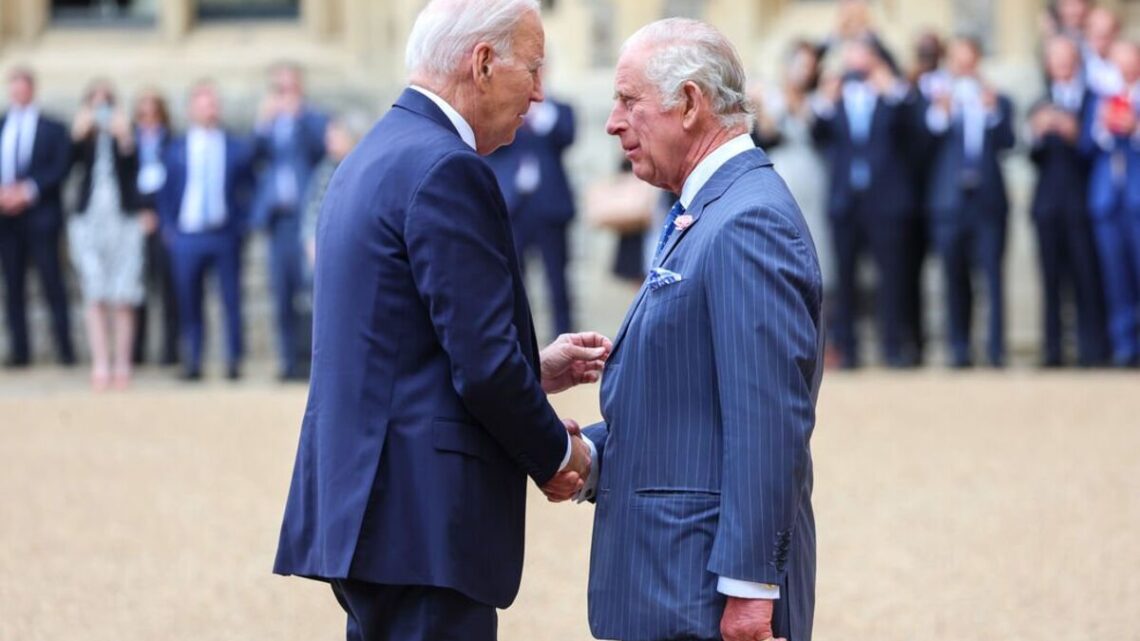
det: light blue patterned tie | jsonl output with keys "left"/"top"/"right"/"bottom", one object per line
{"left": 653, "top": 200, "right": 686, "bottom": 262}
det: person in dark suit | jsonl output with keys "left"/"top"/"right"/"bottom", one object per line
{"left": 1029, "top": 36, "right": 1109, "bottom": 367}
{"left": 1081, "top": 40, "right": 1140, "bottom": 367}
{"left": 580, "top": 18, "right": 822, "bottom": 641}
{"left": 252, "top": 63, "right": 327, "bottom": 381}
{"left": 131, "top": 89, "right": 179, "bottom": 367}
{"left": 157, "top": 81, "right": 254, "bottom": 381}
{"left": 0, "top": 67, "right": 75, "bottom": 368}
{"left": 812, "top": 39, "right": 919, "bottom": 368}
{"left": 273, "top": 2, "right": 605, "bottom": 639}
{"left": 922, "top": 36, "right": 1016, "bottom": 368}
{"left": 485, "top": 94, "right": 577, "bottom": 337}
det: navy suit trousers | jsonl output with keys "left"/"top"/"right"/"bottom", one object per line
{"left": 267, "top": 209, "right": 308, "bottom": 376}
{"left": 169, "top": 231, "right": 243, "bottom": 372}
{"left": 1033, "top": 210, "right": 1109, "bottom": 365}
{"left": 513, "top": 218, "right": 572, "bottom": 338}
{"left": 934, "top": 194, "right": 1007, "bottom": 366}
{"left": 0, "top": 217, "right": 74, "bottom": 363}
{"left": 1089, "top": 206, "right": 1140, "bottom": 364}
{"left": 330, "top": 580, "right": 496, "bottom": 641}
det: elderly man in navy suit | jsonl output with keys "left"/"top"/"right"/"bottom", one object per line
{"left": 252, "top": 62, "right": 328, "bottom": 381}
{"left": 922, "top": 36, "right": 1015, "bottom": 368}
{"left": 273, "top": 1, "right": 608, "bottom": 640}
{"left": 575, "top": 18, "right": 823, "bottom": 641}
{"left": 0, "top": 68, "right": 76, "bottom": 368}
{"left": 157, "top": 81, "right": 255, "bottom": 381}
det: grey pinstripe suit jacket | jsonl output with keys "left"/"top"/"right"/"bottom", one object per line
{"left": 583, "top": 148, "right": 823, "bottom": 641}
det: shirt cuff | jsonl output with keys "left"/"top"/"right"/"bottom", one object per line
{"left": 556, "top": 431, "right": 573, "bottom": 471}
{"left": 21, "top": 180, "right": 39, "bottom": 205}
{"left": 717, "top": 577, "right": 780, "bottom": 600}
{"left": 809, "top": 95, "right": 836, "bottom": 120}
{"left": 573, "top": 435, "right": 599, "bottom": 503}
{"left": 882, "top": 81, "right": 909, "bottom": 105}
{"left": 925, "top": 106, "right": 950, "bottom": 133}
{"left": 985, "top": 109, "right": 1004, "bottom": 128}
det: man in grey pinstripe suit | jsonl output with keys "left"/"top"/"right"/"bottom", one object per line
{"left": 575, "top": 18, "right": 823, "bottom": 641}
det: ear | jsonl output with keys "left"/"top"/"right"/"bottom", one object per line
{"left": 680, "top": 80, "right": 704, "bottom": 130}
{"left": 471, "top": 42, "right": 496, "bottom": 91}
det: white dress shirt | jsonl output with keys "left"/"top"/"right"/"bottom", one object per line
{"left": 408, "top": 85, "right": 574, "bottom": 472}
{"left": 179, "top": 127, "right": 228, "bottom": 233}
{"left": 581, "top": 133, "right": 780, "bottom": 601}
{"left": 1, "top": 106, "right": 39, "bottom": 187}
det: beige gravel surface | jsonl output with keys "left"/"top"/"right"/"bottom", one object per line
{"left": 1, "top": 369, "right": 1138, "bottom": 640}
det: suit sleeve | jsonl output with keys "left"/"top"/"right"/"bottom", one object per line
{"left": 990, "top": 97, "right": 1016, "bottom": 151}
{"left": 704, "top": 207, "right": 821, "bottom": 586}
{"left": 405, "top": 150, "right": 569, "bottom": 486}
{"left": 29, "top": 122, "right": 73, "bottom": 196}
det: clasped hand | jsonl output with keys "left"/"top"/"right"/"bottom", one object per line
{"left": 540, "top": 419, "right": 591, "bottom": 502}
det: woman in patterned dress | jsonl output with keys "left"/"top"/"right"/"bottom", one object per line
{"left": 68, "top": 80, "right": 142, "bottom": 390}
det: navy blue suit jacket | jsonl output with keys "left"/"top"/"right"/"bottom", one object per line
{"left": 812, "top": 92, "right": 918, "bottom": 218}
{"left": 156, "top": 132, "right": 255, "bottom": 238}
{"left": 250, "top": 107, "right": 328, "bottom": 227}
{"left": 924, "top": 95, "right": 1015, "bottom": 218}
{"left": 584, "top": 149, "right": 823, "bottom": 641}
{"left": 0, "top": 112, "right": 72, "bottom": 233}
{"left": 1080, "top": 95, "right": 1140, "bottom": 217}
{"left": 1028, "top": 92, "right": 1094, "bottom": 219}
{"left": 273, "top": 89, "right": 570, "bottom": 608}
{"left": 486, "top": 99, "right": 576, "bottom": 224}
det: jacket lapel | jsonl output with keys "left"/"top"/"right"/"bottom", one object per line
{"left": 608, "top": 149, "right": 773, "bottom": 357}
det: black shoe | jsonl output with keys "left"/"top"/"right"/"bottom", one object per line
{"left": 3, "top": 356, "right": 30, "bottom": 369}
{"left": 949, "top": 356, "right": 973, "bottom": 369}
{"left": 226, "top": 364, "right": 242, "bottom": 381}
{"left": 180, "top": 368, "right": 202, "bottom": 382}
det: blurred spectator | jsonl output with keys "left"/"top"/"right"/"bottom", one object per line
{"left": 924, "top": 36, "right": 1015, "bottom": 368}
{"left": 1081, "top": 40, "right": 1140, "bottom": 367}
{"left": 157, "top": 81, "right": 254, "bottom": 381}
{"left": 812, "top": 39, "right": 918, "bottom": 368}
{"left": 583, "top": 158, "right": 658, "bottom": 286}
{"left": 1084, "top": 7, "right": 1123, "bottom": 96}
{"left": 486, "top": 95, "right": 577, "bottom": 337}
{"left": 252, "top": 63, "right": 328, "bottom": 381}
{"left": 131, "top": 88, "right": 180, "bottom": 367}
{"left": 68, "top": 79, "right": 144, "bottom": 390}
{"left": 0, "top": 67, "right": 76, "bottom": 368}
{"left": 301, "top": 112, "right": 370, "bottom": 272}
{"left": 818, "top": 0, "right": 900, "bottom": 75}
{"left": 1028, "top": 36, "right": 1109, "bottom": 367}
{"left": 1040, "top": 0, "right": 1093, "bottom": 42}
{"left": 755, "top": 41, "right": 836, "bottom": 363}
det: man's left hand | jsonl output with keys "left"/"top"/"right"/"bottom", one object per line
{"left": 540, "top": 332, "right": 612, "bottom": 394}
{"left": 721, "top": 597, "right": 784, "bottom": 641}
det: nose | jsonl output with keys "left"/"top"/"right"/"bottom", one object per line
{"left": 605, "top": 102, "right": 624, "bottom": 136}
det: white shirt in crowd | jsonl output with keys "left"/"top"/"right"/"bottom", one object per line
{"left": 179, "top": 126, "right": 229, "bottom": 233}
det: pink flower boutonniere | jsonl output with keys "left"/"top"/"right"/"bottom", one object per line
{"left": 674, "top": 214, "right": 694, "bottom": 232}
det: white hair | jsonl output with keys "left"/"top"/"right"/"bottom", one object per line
{"left": 405, "top": 0, "right": 540, "bottom": 80}
{"left": 623, "top": 18, "right": 754, "bottom": 131}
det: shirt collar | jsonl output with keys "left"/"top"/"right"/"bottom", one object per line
{"left": 409, "top": 85, "right": 477, "bottom": 151}
{"left": 678, "top": 133, "right": 755, "bottom": 209}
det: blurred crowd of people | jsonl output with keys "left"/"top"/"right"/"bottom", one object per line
{"left": 0, "top": 62, "right": 368, "bottom": 388}
{"left": 740, "top": 0, "right": 1140, "bottom": 369}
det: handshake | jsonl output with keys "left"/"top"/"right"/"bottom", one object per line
{"left": 537, "top": 331, "right": 611, "bottom": 503}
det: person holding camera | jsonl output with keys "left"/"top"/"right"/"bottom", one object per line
{"left": 68, "top": 79, "right": 143, "bottom": 390}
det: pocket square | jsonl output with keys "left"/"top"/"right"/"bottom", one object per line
{"left": 647, "top": 267, "right": 683, "bottom": 291}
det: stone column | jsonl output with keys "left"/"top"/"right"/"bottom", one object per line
{"left": 16, "top": 0, "right": 47, "bottom": 41}
{"left": 160, "top": 0, "right": 193, "bottom": 42}
{"left": 995, "top": 0, "right": 1038, "bottom": 62}
{"left": 301, "top": 0, "right": 336, "bottom": 41}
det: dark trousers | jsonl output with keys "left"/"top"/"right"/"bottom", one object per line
{"left": 1089, "top": 207, "right": 1140, "bottom": 365}
{"left": 903, "top": 211, "right": 929, "bottom": 364}
{"left": 934, "top": 200, "right": 1007, "bottom": 366}
{"left": 134, "top": 231, "right": 180, "bottom": 365}
{"left": 268, "top": 211, "right": 308, "bottom": 377}
{"left": 169, "top": 231, "right": 243, "bottom": 373}
{"left": 514, "top": 219, "right": 573, "bottom": 337}
{"left": 829, "top": 197, "right": 916, "bottom": 368}
{"left": 0, "top": 218, "right": 74, "bottom": 364}
{"left": 1033, "top": 210, "right": 1110, "bottom": 365}
{"left": 330, "top": 580, "right": 497, "bottom": 641}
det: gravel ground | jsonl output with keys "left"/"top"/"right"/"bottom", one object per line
{"left": 1, "top": 368, "right": 1138, "bottom": 640}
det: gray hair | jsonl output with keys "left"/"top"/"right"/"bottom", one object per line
{"left": 623, "top": 18, "right": 754, "bottom": 131}
{"left": 405, "top": 0, "right": 540, "bottom": 80}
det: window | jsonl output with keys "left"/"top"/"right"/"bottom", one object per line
{"left": 198, "top": 0, "right": 300, "bottom": 20}
{"left": 51, "top": 0, "right": 157, "bottom": 25}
